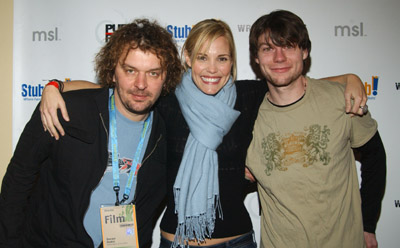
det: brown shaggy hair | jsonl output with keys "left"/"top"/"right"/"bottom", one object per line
{"left": 95, "top": 19, "right": 183, "bottom": 95}
{"left": 249, "top": 10, "right": 312, "bottom": 79}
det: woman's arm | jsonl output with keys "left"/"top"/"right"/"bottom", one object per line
{"left": 320, "top": 74, "right": 367, "bottom": 115}
{"left": 40, "top": 80, "right": 100, "bottom": 139}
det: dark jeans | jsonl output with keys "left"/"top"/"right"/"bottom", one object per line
{"left": 159, "top": 231, "right": 257, "bottom": 248}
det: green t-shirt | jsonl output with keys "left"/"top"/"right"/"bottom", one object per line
{"left": 246, "top": 77, "right": 377, "bottom": 248}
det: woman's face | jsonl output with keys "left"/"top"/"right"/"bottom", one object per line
{"left": 185, "top": 36, "right": 232, "bottom": 95}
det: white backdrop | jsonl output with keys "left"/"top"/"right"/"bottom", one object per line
{"left": 13, "top": 0, "right": 400, "bottom": 247}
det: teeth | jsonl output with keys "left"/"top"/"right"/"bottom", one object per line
{"left": 201, "top": 77, "right": 220, "bottom": 83}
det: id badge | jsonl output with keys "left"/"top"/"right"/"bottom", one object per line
{"left": 100, "top": 204, "right": 139, "bottom": 248}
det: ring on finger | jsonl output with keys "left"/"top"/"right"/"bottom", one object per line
{"left": 359, "top": 104, "right": 368, "bottom": 114}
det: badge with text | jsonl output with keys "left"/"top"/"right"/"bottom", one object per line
{"left": 100, "top": 204, "right": 139, "bottom": 248}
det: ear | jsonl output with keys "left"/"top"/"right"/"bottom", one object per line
{"left": 255, "top": 57, "right": 260, "bottom": 65}
{"left": 184, "top": 50, "right": 192, "bottom": 67}
{"left": 302, "top": 49, "right": 309, "bottom": 60}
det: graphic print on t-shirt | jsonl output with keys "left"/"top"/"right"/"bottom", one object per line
{"left": 261, "top": 124, "right": 331, "bottom": 175}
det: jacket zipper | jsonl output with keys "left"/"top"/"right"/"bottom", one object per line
{"left": 82, "top": 112, "right": 109, "bottom": 240}
{"left": 132, "top": 133, "right": 163, "bottom": 204}
{"left": 96, "top": 112, "right": 109, "bottom": 191}
{"left": 86, "top": 113, "right": 108, "bottom": 202}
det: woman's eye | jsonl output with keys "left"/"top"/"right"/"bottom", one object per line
{"left": 218, "top": 57, "right": 229, "bottom": 62}
{"left": 197, "top": 55, "right": 207, "bottom": 61}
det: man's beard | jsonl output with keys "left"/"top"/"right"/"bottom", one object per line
{"left": 116, "top": 86, "right": 154, "bottom": 116}
{"left": 266, "top": 73, "right": 302, "bottom": 88}
{"left": 124, "top": 100, "right": 153, "bottom": 116}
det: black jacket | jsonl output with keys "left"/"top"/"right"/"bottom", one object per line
{"left": 0, "top": 88, "right": 167, "bottom": 247}
{"left": 159, "top": 80, "right": 268, "bottom": 237}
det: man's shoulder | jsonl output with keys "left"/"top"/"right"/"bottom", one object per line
{"left": 61, "top": 87, "right": 109, "bottom": 121}
{"left": 58, "top": 88, "right": 109, "bottom": 141}
{"left": 235, "top": 79, "right": 268, "bottom": 89}
{"left": 234, "top": 79, "right": 269, "bottom": 99}
{"left": 152, "top": 108, "right": 166, "bottom": 130}
{"left": 308, "top": 77, "right": 345, "bottom": 93}
{"left": 62, "top": 87, "right": 107, "bottom": 102}
{"left": 157, "top": 92, "right": 178, "bottom": 105}
{"left": 155, "top": 93, "right": 179, "bottom": 119}
{"left": 61, "top": 87, "right": 109, "bottom": 113}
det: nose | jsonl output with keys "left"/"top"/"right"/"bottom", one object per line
{"left": 274, "top": 47, "right": 286, "bottom": 62}
{"left": 134, "top": 72, "right": 147, "bottom": 90}
{"left": 207, "top": 60, "right": 218, "bottom": 73}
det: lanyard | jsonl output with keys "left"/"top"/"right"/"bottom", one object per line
{"left": 109, "top": 91, "right": 151, "bottom": 206}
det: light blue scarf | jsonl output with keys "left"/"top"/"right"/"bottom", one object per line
{"left": 173, "top": 70, "right": 240, "bottom": 247}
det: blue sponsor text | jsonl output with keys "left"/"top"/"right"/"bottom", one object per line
{"left": 21, "top": 84, "right": 44, "bottom": 97}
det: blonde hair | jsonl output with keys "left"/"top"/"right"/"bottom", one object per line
{"left": 182, "top": 19, "right": 237, "bottom": 81}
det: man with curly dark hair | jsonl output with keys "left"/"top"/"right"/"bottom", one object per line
{"left": 0, "top": 18, "right": 182, "bottom": 248}
{"left": 95, "top": 19, "right": 182, "bottom": 95}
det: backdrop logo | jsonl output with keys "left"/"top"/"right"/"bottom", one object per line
{"left": 395, "top": 82, "right": 400, "bottom": 90}
{"left": 334, "top": 22, "right": 366, "bottom": 37}
{"left": 167, "top": 24, "right": 192, "bottom": 42}
{"left": 20, "top": 78, "right": 71, "bottom": 101}
{"left": 395, "top": 200, "right": 400, "bottom": 208}
{"left": 105, "top": 24, "right": 126, "bottom": 42}
{"left": 99, "top": 22, "right": 193, "bottom": 46}
{"left": 237, "top": 24, "right": 251, "bottom": 32}
{"left": 364, "top": 76, "right": 379, "bottom": 100}
{"left": 21, "top": 83, "right": 45, "bottom": 101}
{"left": 32, "top": 27, "right": 59, "bottom": 42}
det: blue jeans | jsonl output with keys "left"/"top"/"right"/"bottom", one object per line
{"left": 159, "top": 231, "right": 257, "bottom": 248}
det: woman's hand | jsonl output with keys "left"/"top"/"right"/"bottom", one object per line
{"left": 344, "top": 74, "right": 368, "bottom": 116}
{"left": 321, "top": 74, "right": 368, "bottom": 115}
{"left": 40, "top": 84, "right": 69, "bottom": 140}
{"left": 245, "top": 167, "right": 256, "bottom": 182}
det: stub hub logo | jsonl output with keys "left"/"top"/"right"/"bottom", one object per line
{"left": 167, "top": 25, "right": 192, "bottom": 40}
{"left": 364, "top": 76, "right": 379, "bottom": 100}
{"left": 20, "top": 78, "right": 71, "bottom": 101}
{"left": 21, "top": 83, "right": 45, "bottom": 101}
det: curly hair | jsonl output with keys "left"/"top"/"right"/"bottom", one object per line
{"left": 182, "top": 19, "right": 237, "bottom": 81}
{"left": 95, "top": 19, "right": 183, "bottom": 95}
{"left": 249, "top": 10, "right": 312, "bottom": 79}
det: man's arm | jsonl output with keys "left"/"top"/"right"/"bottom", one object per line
{"left": 353, "top": 131, "right": 386, "bottom": 248}
{"left": 0, "top": 104, "right": 52, "bottom": 246}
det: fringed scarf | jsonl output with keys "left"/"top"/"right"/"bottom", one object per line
{"left": 173, "top": 70, "right": 240, "bottom": 247}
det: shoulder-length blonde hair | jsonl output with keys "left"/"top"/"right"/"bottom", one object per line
{"left": 182, "top": 19, "right": 237, "bottom": 81}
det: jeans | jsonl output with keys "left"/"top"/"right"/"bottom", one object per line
{"left": 159, "top": 231, "right": 257, "bottom": 248}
